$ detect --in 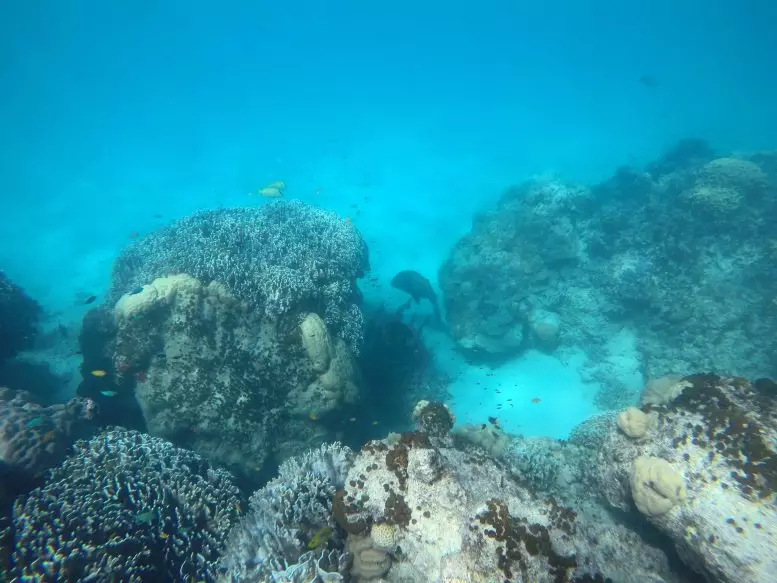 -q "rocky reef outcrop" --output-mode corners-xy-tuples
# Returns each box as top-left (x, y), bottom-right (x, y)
(588, 374), (777, 583)
(107, 273), (360, 478)
(438, 142), (777, 397)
